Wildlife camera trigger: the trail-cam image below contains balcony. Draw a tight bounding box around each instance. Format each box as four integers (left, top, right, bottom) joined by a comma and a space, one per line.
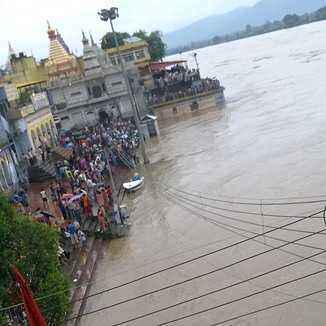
6, 104, 35, 120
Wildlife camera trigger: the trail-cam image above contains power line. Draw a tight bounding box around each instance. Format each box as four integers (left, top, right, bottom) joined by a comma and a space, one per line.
156, 181, 326, 206
54, 211, 324, 324
88, 248, 326, 325
156, 267, 326, 325
156, 183, 324, 219
4, 195, 323, 320
158, 188, 326, 251
212, 288, 326, 325
156, 185, 326, 234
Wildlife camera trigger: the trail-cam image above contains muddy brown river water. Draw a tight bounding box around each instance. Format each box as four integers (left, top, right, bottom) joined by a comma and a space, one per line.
80, 21, 326, 325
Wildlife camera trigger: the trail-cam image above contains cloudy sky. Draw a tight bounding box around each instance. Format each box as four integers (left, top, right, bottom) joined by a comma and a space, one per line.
0, 0, 260, 65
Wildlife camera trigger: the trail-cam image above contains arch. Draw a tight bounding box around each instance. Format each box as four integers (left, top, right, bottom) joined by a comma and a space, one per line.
30, 129, 38, 149
86, 111, 96, 124
92, 85, 103, 98
36, 127, 42, 147
45, 121, 51, 133
99, 109, 110, 126
60, 116, 71, 130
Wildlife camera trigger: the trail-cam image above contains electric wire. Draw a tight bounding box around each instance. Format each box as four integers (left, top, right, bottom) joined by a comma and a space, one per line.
3, 188, 324, 317
156, 183, 323, 219
211, 288, 326, 325
156, 184, 326, 234
156, 181, 326, 206
155, 267, 326, 325
159, 189, 326, 253
116, 263, 326, 325
6, 191, 310, 315
46, 204, 326, 320
3, 185, 325, 319
44, 194, 323, 316
54, 210, 324, 324
77, 246, 326, 326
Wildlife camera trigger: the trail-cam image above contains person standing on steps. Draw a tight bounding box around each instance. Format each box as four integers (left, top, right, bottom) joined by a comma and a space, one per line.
40, 188, 49, 208
57, 199, 68, 220
67, 221, 79, 249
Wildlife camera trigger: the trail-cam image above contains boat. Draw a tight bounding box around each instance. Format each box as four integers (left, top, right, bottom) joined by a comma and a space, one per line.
123, 177, 145, 192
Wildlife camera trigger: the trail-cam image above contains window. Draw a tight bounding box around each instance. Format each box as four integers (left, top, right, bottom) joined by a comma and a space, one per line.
92, 85, 103, 98
71, 92, 81, 96
135, 50, 145, 59
122, 53, 134, 62
112, 81, 122, 87
56, 103, 67, 111
102, 83, 106, 92
87, 87, 92, 96
110, 56, 116, 65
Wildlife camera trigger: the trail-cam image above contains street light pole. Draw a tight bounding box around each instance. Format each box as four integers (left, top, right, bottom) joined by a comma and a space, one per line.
98, 7, 149, 164
189, 52, 200, 78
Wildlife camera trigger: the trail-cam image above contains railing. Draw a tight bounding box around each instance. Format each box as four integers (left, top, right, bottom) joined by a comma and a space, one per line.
146, 82, 224, 108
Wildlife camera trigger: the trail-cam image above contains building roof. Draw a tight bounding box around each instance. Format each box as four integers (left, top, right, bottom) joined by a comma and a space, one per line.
149, 60, 186, 71
123, 37, 142, 44
16, 80, 46, 88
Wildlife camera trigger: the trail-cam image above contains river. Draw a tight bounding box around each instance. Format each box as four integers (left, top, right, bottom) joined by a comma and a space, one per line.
80, 20, 326, 325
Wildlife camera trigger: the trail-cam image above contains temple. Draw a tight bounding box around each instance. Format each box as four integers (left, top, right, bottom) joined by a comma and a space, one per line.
45, 22, 81, 84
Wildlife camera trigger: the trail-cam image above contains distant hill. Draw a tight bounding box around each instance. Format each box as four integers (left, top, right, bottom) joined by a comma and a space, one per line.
163, 0, 326, 49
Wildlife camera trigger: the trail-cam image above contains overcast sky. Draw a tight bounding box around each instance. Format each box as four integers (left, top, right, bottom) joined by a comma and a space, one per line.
0, 0, 260, 65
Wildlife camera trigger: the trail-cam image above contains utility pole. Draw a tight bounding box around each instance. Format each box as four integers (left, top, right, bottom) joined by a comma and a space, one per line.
98, 8, 150, 164
189, 52, 200, 78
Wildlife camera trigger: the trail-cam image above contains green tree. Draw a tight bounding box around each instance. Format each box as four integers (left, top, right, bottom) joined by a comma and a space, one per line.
245, 24, 253, 36
0, 193, 70, 324
133, 29, 166, 61
147, 30, 166, 61
101, 29, 166, 61
101, 31, 131, 49
283, 14, 300, 28
18, 91, 32, 106
315, 6, 326, 21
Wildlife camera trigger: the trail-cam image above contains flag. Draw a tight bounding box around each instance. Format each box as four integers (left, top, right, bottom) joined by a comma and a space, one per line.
11, 265, 47, 326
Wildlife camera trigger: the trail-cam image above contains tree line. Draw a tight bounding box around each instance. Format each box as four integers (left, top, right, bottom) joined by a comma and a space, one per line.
166, 5, 326, 55
101, 29, 165, 61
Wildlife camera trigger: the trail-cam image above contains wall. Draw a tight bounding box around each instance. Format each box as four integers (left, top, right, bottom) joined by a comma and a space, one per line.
153, 93, 225, 120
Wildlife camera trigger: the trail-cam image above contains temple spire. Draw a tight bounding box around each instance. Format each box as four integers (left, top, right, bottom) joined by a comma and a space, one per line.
45, 22, 80, 81
90, 32, 95, 46
6, 42, 16, 73
56, 28, 70, 54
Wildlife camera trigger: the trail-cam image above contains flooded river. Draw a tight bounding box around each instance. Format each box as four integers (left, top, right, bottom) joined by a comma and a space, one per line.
80, 21, 326, 325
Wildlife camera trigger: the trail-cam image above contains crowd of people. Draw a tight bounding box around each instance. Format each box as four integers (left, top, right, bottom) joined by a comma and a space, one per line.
12, 119, 140, 273
153, 64, 201, 89
146, 63, 222, 106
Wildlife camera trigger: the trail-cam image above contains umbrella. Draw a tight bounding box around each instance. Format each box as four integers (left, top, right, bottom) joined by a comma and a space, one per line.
34, 214, 48, 223
68, 194, 82, 203
65, 143, 73, 149
11, 265, 47, 326
40, 210, 55, 218
62, 193, 73, 199
9, 195, 22, 202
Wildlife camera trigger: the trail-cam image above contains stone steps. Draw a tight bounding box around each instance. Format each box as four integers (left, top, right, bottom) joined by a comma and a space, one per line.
81, 210, 131, 240
52, 147, 73, 162
64, 237, 103, 326
28, 161, 56, 183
